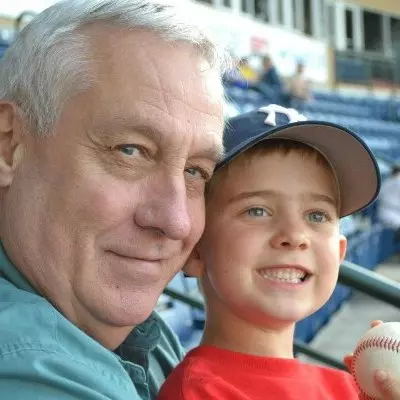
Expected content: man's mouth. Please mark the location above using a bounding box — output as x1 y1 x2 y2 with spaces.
107 250 161 262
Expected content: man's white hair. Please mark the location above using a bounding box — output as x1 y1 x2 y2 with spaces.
0 0 229 135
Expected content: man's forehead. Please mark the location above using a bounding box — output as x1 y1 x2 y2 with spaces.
89 26 216 83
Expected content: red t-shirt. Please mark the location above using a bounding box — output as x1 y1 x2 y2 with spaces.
158 345 359 400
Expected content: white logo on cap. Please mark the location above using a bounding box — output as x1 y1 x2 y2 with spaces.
258 104 307 127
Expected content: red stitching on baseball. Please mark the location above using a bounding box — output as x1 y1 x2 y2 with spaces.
352 335 400 400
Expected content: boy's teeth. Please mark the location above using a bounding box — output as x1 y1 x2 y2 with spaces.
260 268 307 284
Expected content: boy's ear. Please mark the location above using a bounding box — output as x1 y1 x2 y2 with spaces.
183 247 204 278
339 234 347 264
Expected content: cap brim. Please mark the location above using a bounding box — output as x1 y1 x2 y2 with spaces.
218 121 380 217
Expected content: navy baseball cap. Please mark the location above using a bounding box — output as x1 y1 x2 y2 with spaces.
218 105 380 217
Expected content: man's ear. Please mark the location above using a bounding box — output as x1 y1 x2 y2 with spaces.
339 234 347 264
183 247 205 278
0 102 24 187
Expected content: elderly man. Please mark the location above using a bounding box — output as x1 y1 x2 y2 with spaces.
0 0 226 399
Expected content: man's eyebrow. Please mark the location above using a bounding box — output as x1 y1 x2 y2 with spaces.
93 121 163 142
94 120 224 163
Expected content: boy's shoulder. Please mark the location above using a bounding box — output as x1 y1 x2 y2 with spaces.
162 346 217 382
301 362 358 391
158 346 243 400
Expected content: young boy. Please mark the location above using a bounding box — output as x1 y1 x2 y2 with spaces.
158 105 381 399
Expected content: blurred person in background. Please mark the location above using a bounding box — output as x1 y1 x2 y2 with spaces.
237 56 258 82
378 164 400 240
289 61 313 108
258 55 289 106
222 55 255 89
0 0 227 398
260 55 283 90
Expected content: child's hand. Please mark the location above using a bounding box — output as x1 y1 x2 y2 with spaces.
344 320 400 400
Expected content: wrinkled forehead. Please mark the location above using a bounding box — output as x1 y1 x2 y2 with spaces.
76 26 225 153
86 25 224 96
99 31 221 107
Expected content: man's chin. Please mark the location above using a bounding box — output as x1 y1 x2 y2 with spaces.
106 300 158 328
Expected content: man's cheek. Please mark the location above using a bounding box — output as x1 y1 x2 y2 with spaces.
75 183 132 227
190 203 207 243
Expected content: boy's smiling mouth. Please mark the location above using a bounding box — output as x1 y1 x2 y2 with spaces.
257 266 311 284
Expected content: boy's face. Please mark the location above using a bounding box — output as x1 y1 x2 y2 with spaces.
192 150 347 328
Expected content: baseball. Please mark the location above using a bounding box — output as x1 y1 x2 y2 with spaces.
352 322 400 399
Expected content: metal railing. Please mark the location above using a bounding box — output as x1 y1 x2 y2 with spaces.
339 260 400 309
163 260 400 370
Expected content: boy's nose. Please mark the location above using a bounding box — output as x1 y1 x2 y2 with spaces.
270 230 310 251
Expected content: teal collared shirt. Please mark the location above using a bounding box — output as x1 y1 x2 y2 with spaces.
0 243 185 399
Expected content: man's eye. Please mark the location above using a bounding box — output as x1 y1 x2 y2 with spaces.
247 207 268 217
307 211 329 223
115 145 143 156
185 167 210 181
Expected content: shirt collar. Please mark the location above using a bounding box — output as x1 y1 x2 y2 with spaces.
0 241 37 294
117 313 161 363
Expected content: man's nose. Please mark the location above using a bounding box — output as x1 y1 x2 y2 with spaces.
134 174 191 240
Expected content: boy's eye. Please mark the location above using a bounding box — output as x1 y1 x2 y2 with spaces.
247 207 268 217
307 211 329 223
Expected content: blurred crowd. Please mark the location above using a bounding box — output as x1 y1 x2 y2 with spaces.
224 53 313 109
